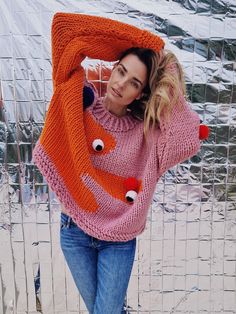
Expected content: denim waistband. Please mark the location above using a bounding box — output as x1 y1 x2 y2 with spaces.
61 212 77 227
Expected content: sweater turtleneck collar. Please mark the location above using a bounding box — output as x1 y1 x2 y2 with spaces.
90 97 140 132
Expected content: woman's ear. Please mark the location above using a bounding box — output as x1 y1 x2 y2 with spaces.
136 92 144 100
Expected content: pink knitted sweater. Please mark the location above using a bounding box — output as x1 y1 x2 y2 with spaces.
32 12 201 241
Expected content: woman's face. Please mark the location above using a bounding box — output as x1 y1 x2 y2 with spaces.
105 54 147 108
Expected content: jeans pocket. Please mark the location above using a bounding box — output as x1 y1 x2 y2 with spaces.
60 221 67 231
60 212 70 230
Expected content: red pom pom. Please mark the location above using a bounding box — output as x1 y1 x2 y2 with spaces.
124 177 139 192
199 124 210 140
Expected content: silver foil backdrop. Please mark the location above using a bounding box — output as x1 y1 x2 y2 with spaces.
0 0 236 313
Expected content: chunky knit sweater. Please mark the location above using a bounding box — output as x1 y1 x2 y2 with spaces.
32 12 201 241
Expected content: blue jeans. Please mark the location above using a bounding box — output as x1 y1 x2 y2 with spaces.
60 212 136 314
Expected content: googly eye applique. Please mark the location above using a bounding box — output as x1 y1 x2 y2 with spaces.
92 139 105 152
125 190 138 203
124 177 140 203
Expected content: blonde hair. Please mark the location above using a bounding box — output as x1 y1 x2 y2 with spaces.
143 49 187 138
119 47 187 140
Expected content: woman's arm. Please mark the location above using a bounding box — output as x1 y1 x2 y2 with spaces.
51 12 164 89
157 85 201 176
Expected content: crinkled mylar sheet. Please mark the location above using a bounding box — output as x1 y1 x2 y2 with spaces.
0 0 235 313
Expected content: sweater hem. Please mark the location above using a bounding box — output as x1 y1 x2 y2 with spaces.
32 142 145 242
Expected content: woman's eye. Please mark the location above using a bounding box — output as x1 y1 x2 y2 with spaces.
118 68 124 75
131 81 139 88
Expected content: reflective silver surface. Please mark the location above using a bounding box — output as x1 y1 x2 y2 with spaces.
0 0 235 313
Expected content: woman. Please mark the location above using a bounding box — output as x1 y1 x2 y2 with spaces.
33 12 202 314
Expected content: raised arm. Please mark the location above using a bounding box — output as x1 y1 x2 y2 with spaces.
51 12 165 89
157 89 201 175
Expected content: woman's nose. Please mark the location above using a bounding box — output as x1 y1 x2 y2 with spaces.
117 79 127 89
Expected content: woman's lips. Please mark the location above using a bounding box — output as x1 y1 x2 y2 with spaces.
111 88 122 97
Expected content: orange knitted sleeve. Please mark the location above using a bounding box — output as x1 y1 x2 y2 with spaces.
51 12 164 89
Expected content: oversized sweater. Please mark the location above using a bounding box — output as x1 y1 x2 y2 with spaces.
32 12 201 242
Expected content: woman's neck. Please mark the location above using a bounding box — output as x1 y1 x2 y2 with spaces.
103 96 127 117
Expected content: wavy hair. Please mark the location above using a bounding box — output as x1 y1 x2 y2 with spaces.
118 47 187 139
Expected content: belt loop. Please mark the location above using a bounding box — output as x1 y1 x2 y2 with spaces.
66 216 72 228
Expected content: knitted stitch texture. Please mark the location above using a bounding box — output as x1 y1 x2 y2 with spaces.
32 12 201 241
